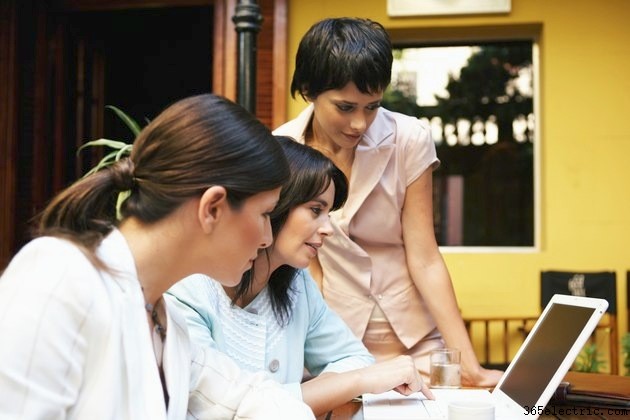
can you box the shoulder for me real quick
[3,236,100,290]
[378,108,432,146]
[13,235,90,262]
[292,269,330,321]
[0,236,108,328]
[168,274,220,305]
[293,269,321,299]
[166,275,226,328]
[372,108,439,176]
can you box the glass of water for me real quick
[429,348,461,388]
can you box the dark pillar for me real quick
[232,0,262,114]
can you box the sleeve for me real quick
[165,274,219,350]
[0,239,97,419]
[397,113,440,186]
[188,345,314,420]
[300,270,375,376]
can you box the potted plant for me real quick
[572,343,605,373]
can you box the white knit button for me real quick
[378,294,383,300]
[268,359,280,373]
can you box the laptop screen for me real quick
[497,303,596,408]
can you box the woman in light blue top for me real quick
[167,137,432,416]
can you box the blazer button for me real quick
[268,359,280,373]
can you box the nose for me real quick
[318,218,334,237]
[260,218,274,248]
[350,113,367,133]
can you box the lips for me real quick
[344,133,362,142]
[305,242,321,256]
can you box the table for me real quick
[317,372,630,420]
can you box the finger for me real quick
[419,381,435,400]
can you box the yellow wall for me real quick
[285,0,630,371]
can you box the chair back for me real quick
[540,271,616,314]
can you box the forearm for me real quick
[412,261,480,371]
[301,372,358,416]
[410,261,504,386]
[300,356,431,416]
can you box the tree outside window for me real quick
[383,41,536,247]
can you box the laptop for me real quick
[363,294,609,419]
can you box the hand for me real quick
[360,355,434,400]
[461,364,503,388]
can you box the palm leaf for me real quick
[82,150,123,177]
[77,138,130,155]
[105,105,142,136]
[115,144,133,161]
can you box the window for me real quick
[383,40,538,249]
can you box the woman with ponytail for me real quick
[0,94,314,419]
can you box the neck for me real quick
[308,122,355,178]
[119,213,193,308]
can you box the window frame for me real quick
[388,29,541,253]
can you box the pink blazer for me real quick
[274,105,439,348]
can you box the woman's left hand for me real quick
[461,364,503,388]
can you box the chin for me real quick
[210,271,242,287]
[293,257,311,270]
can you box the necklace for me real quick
[145,298,166,369]
[145,300,166,340]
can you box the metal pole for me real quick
[232,0,263,114]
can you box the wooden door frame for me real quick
[54,0,287,124]
[0,0,18,269]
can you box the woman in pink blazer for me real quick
[274,17,501,387]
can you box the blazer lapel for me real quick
[338,110,395,230]
[163,308,191,420]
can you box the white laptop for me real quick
[363,294,609,419]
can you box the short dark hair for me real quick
[290,17,393,100]
[234,137,348,326]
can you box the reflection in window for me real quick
[383,41,536,247]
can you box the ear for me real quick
[197,186,228,234]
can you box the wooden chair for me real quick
[464,316,538,371]
[540,270,618,374]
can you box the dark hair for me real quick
[234,136,348,326]
[291,17,393,100]
[37,94,290,254]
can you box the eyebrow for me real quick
[312,197,330,208]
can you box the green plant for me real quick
[572,343,605,373]
[622,332,630,376]
[77,105,140,219]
